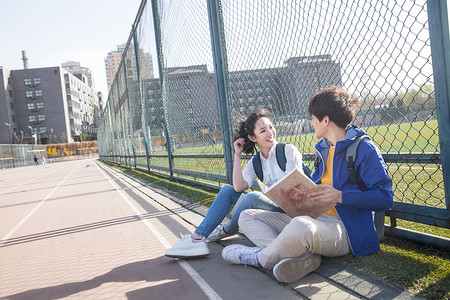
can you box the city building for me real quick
[0,67,15,144]
[61,61,95,88]
[104,43,154,92]
[229,54,342,124]
[136,55,341,148]
[0,66,100,144]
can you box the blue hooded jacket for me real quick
[311,125,393,257]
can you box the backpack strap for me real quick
[346,135,370,191]
[275,143,287,172]
[302,162,312,179]
[314,152,322,171]
[252,151,263,182]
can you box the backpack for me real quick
[314,135,370,191]
[252,143,312,182]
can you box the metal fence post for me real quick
[207,0,234,184]
[151,0,174,178]
[114,83,124,165]
[132,25,151,173]
[123,44,137,169]
[428,0,450,209]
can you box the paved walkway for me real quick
[0,159,418,299]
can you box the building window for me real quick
[34,78,41,85]
[184,79,190,85]
[26,91,33,98]
[29,115,36,122]
[10,103,14,110]
[39,127,46,133]
[8,90,13,97]
[27,103,35,110]
[35,90,43,97]
[38,115,45,121]
[24,78,32,85]
[37,102,44,109]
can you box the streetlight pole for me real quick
[4,123,15,168]
[27,126,36,145]
[5,123,12,145]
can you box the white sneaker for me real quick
[165,234,210,258]
[222,244,261,267]
[207,224,236,242]
[272,252,321,283]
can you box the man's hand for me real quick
[307,184,342,205]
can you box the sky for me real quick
[0,0,143,97]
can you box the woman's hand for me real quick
[233,138,245,156]
[307,184,342,205]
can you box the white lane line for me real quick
[94,161,222,300]
[0,162,81,246]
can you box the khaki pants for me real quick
[238,209,352,269]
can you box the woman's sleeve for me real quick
[242,157,257,188]
[285,144,304,173]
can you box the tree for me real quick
[60,132,68,143]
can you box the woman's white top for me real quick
[242,143,303,189]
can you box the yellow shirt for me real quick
[321,145,339,217]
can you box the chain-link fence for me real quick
[0,144,98,169]
[97,0,450,248]
[0,144,53,168]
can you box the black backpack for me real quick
[252,143,312,182]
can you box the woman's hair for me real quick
[234,108,271,154]
[308,86,358,129]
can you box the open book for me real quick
[258,168,334,218]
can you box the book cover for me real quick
[258,168,334,218]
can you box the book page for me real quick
[264,168,334,218]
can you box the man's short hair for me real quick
[308,86,358,129]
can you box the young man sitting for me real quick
[221,86,394,283]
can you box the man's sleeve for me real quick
[341,141,393,212]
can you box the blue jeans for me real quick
[195,185,285,238]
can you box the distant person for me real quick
[222,86,393,283]
[34,155,39,166]
[165,108,304,258]
[41,156,46,165]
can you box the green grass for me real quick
[102,161,449,300]
[338,236,450,300]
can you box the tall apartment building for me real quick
[62,61,94,88]
[104,43,154,92]
[0,66,100,144]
